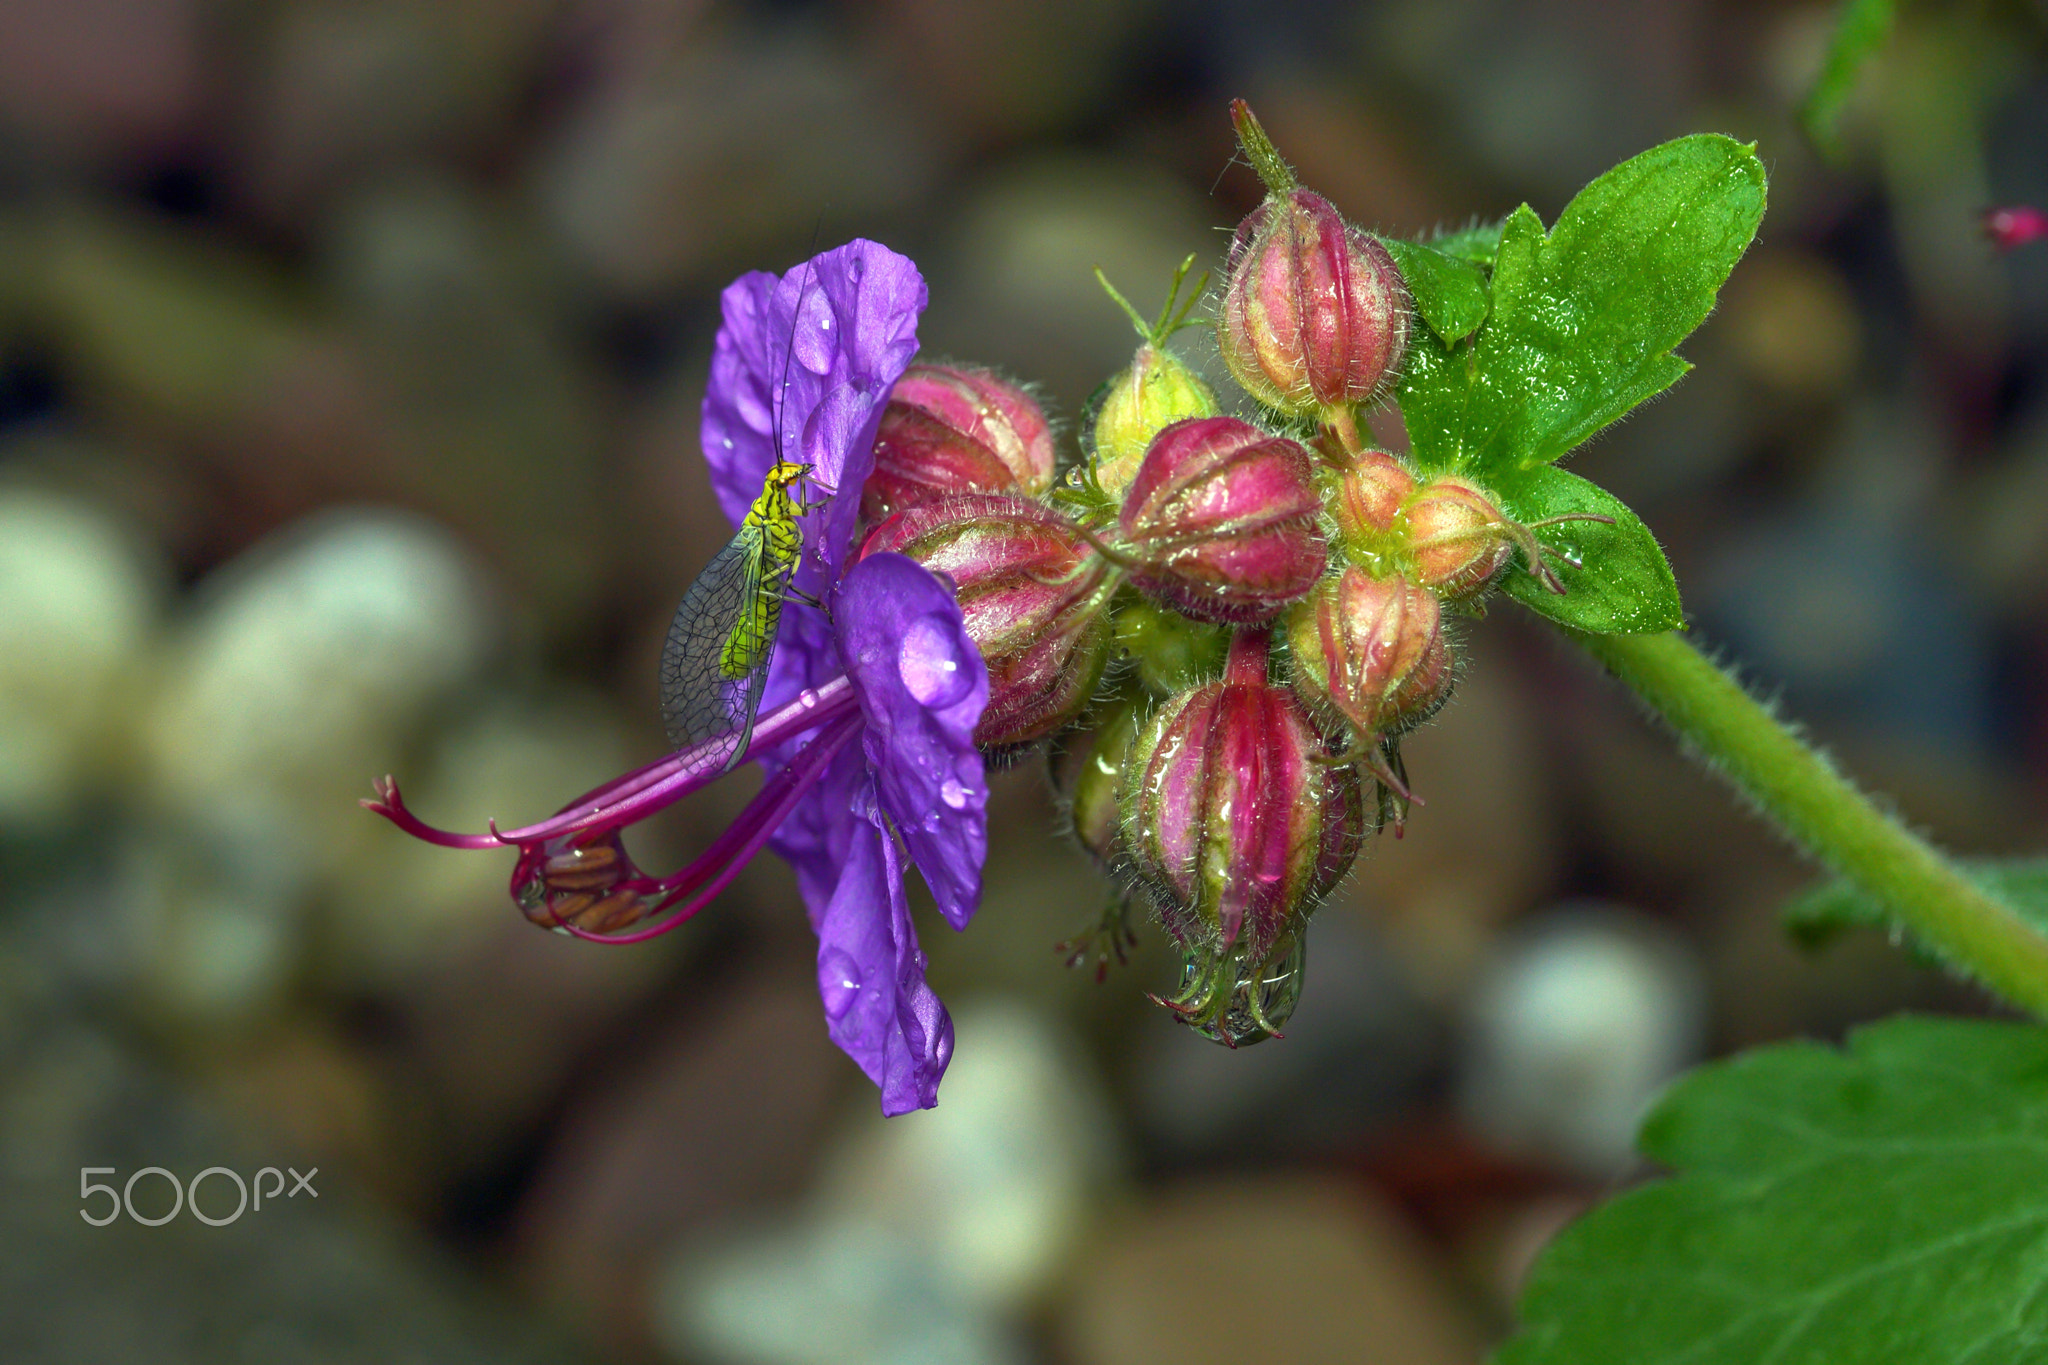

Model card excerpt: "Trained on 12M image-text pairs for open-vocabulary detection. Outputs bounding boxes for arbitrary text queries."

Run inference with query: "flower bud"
[1286,565,1454,765]
[1048,692,1144,869]
[1331,447,1416,572]
[1113,595,1230,697]
[1119,632,1369,983]
[1092,343,1219,498]
[1402,476,1522,600]
[862,364,1055,521]
[1116,416,1327,625]
[860,493,1112,757]
[1218,188,1410,420]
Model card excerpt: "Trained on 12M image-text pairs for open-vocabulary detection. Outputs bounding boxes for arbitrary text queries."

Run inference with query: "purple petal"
[698,241,926,600]
[768,728,866,924]
[814,779,955,1115]
[700,270,782,530]
[833,553,989,931]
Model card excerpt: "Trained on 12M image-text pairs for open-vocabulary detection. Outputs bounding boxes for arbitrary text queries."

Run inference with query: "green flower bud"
[1093,343,1219,497]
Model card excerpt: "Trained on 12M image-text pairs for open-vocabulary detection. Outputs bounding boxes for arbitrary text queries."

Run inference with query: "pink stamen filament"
[363,675,860,848]
[555,712,863,944]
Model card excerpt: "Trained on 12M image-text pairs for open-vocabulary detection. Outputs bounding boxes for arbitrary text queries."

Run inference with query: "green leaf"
[1385,238,1490,346]
[1396,135,1765,481]
[1786,858,2048,976]
[1800,0,1896,157]
[1500,1015,2048,1365]
[1494,466,1682,634]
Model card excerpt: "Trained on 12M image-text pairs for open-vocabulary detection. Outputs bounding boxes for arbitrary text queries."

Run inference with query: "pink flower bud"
[1115,416,1327,625]
[1286,565,1454,765]
[860,493,1112,756]
[861,364,1055,520]
[1120,631,1369,982]
[1218,188,1410,419]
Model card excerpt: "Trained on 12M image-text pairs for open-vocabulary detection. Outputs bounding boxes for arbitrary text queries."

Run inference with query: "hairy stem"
[1570,628,2048,1018]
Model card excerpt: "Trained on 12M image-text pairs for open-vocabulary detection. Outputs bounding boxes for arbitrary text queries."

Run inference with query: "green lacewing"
[657,458,822,772]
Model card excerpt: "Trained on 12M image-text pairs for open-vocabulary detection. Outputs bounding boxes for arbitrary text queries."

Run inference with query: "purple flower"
[366,241,991,1115]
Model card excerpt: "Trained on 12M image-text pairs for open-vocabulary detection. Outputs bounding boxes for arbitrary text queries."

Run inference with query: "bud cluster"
[851,103,1602,1044]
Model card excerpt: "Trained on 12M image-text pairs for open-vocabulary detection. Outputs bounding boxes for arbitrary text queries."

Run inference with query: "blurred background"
[1,0,2045,1360]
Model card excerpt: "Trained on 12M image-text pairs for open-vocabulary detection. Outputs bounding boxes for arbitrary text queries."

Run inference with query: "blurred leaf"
[1385,238,1490,345]
[1396,136,1765,481]
[1785,858,2048,977]
[1494,466,1682,633]
[1500,1015,2048,1365]
[1801,0,1897,157]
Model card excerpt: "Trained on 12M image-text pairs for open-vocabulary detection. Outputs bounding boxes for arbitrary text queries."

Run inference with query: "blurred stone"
[0,1003,587,1364]
[652,1000,1110,1363]
[0,0,202,164]
[394,892,679,1187]
[1059,1174,1484,1365]
[658,1218,1023,1365]
[873,0,1148,144]
[32,204,397,526]
[540,26,937,298]
[513,976,842,1353]
[141,507,497,880]
[1330,628,1561,1001]
[1456,906,1706,1177]
[1132,912,1436,1160]
[1719,249,1862,403]
[0,487,162,826]
[324,179,614,620]
[239,0,557,221]
[815,999,1119,1311]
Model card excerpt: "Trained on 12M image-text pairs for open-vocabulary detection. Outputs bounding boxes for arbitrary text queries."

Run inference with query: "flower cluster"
[370,104,1603,1107]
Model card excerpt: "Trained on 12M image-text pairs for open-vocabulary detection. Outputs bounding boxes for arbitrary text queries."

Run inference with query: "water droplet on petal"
[897,614,974,709]
[940,777,969,809]
[818,947,862,1021]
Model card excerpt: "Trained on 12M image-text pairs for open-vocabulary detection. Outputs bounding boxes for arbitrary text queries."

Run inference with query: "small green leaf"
[1800,0,1896,157]
[1426,220,1505,268]
[1786,858,2048,977]
[1500,1016,2048,1365]
[1385,238,1490,346]
[1494,466,1683,634]
[1397,135,1765,480]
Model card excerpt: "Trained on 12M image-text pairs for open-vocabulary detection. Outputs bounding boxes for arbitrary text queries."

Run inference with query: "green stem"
[1570,628,2048,1018]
